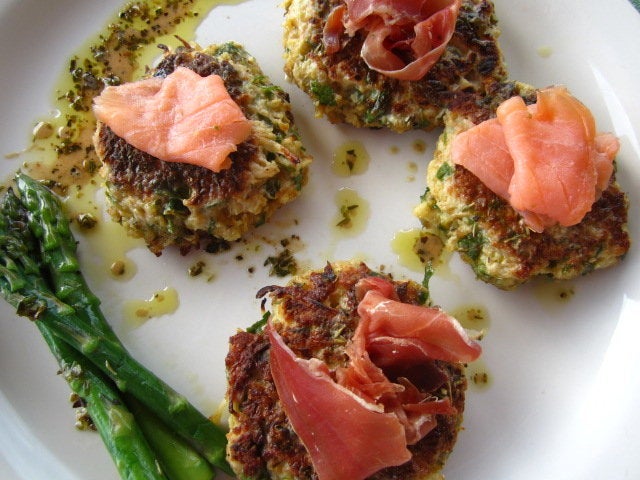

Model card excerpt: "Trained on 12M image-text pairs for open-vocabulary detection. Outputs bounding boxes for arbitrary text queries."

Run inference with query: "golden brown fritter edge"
[95,43,311,255]
[283,0,510,132]
[415,85,631,290]
[226,262,467,480]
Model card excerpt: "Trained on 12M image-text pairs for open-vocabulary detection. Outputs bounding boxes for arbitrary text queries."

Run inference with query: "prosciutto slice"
[268,275,481,480]
[268,327,411,480]
[355,276,483,364]
[323,0,461,80]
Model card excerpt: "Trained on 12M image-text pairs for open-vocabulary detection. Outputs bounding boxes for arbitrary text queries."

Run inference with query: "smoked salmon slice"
[93,66,252,172]
[450,117,514,200]
[452,86,619,231]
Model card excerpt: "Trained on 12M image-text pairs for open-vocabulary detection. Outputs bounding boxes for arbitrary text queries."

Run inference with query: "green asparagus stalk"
[127,397,217,480]
[12,286,229,473]
[0,189,167,480]
[15,172,115,340]
[5,174,231,474]
[40,327,168,480]
[13,173,218,479]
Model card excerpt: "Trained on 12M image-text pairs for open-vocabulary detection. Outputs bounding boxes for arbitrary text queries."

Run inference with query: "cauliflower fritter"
[95,43,312,255]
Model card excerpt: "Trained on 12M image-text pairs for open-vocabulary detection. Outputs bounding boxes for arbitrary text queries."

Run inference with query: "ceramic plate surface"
[1,1,639,479]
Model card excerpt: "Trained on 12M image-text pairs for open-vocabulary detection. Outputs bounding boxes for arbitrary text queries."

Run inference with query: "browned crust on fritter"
[95,44,310,255]
[97,48,269,205]
[96,124,259,206]
[416,93,631,289]
[226,262,467,480]
[453,165,630,282]
[153,47,249,97]
[284,0,509,131]
[226,331,316,479]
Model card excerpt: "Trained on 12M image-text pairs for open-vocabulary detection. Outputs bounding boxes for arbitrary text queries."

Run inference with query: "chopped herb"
[54,140,82,156]
[253,213,267,227]
[292,172,305,191]
[364,89,390,123]
[435,162,454,180]
[336,204,359,228]
[163,198,189,216]
[310,81,336,106]
[417,289,429,306]
[458,231,485,261]
[188,260,205,277]
[264,178,281,199]
[247,311,270,334]
[214,42,242,56]
[204,237,230,254]
[472,372,489,385]
[345,149,356,172]
[252,75,281,99]
[82,159,99,175]
[558,287,575,300]
[417,263,434,305]
[422,263,434,288]
[264,248,297,277]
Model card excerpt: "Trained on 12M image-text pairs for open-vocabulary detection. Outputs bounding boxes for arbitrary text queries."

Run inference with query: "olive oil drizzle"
[123,287,180,331]
[332,188,370,237]
[23,0,243,195]
[331,141,370,177]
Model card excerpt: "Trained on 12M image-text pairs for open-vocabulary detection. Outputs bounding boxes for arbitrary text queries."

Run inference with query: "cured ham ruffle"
[268,276,481,480]
[268,327,411,480]
[452,86,619,232]
[93,66,252,173]
[323,0,461,81]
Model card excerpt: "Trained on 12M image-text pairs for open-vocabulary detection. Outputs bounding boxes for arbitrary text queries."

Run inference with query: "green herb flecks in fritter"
[95,42,312,255]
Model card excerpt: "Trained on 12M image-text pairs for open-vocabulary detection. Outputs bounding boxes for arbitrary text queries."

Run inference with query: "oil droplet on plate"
[63,180,101,221]
[451,304,491,333]
[331,141,370,177]
[412,139,427,154]
[466,359,492,392]
[414,230,444,265]
[123,287,179,331]
[63,181,142,280]
[391,228,450,275]
[452,305,490,393]
[391,229,425,272]
[331,188,370,237]
[533,279,576,311]
[81,217,144,281]
[537,45,553,58]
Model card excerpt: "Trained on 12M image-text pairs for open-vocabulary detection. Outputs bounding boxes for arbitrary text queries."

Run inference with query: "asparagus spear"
[15,172,113,339]
[13,173,218,479]
[127,397,217,480]
[41,327,168,480]
[0,189,167,480]
[5,174,231,474]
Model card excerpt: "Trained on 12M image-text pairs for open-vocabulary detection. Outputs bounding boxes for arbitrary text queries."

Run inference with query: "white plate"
[1,1,639,479]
